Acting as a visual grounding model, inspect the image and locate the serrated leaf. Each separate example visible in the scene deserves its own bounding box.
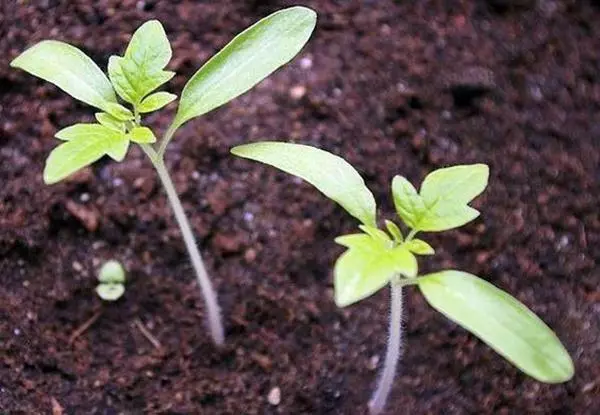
[416,164,489,232]
[418,270,574,383]
[98,260,126,284]
[392,175,426,229]
[108,20,174,104]
[405,238,435,255]
[334,235,417,307]
[385,220,403,242]
[44,124,128,183]
[138,91,176,113]
[232,142,377,226]
[173,6,316,130]
[95,112,125,131]
[10,40,117,111]
[96,284,125,301]
[128,126,156,143]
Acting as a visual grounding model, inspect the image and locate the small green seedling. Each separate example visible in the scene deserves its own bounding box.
[231,142,574,414]
[96,259,126,301]
[11,7,317,345]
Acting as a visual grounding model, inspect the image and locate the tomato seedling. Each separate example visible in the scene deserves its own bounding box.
[11,8,317,345]
[232,142,574,414]
[96,259,126,301]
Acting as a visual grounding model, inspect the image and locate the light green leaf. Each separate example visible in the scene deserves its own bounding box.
[95,112,125,132]
[405,238,435,255]
[125,20,171,70]
[421,164,489,205]
[418,270,574,383]
[138,91,177,113]
[98,260,126,284]
[10,40,117,111]
[334,234,417,307]
[232,142,377,226]
[105,102,135,121]
[96,284,125,301]
[128,126,156,143]
[44,124,128,183]
[416,164,489,232]
[392,175,426,229]
[173,6,316,130]
[359,225,392,244]
[108,20,174,104]
[385,220,403,242]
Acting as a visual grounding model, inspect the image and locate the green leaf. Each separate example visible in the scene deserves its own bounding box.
[105,102,135,121]
[128,126,156,143]
[44,124,128,183]
[385,220,403,242]
[359,225,392,244]
[405,239,435,255]
[95,112,125,132]
[173,6,316,129]
[10,40,117,111]
[98,260,126,284]
[138,91,177,113]
[392,175,426,229]
[96,283,125,301]
[418,270,574,383]
[334,234,417,307]
[417,164,489,232]
[108,20,174,104]
[232,142,377,226]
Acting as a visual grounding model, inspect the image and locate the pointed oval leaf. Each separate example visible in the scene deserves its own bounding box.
[385,220,403,242]
[44,124,127,183]
[10,40,117,111]
[418,270,574,383]
[125,20,171,70]
[417,204,481,232]
[128,126,156,144]
[105,102,135,121]
[173,6,316,129]
[335,240,417,307]
[420,164,489,205]
[405,239,435,255]
[96,284,125,301]
[138,91,177,113]
[232,142,377,226]
[392,175,426,229]
[95,112,125,132]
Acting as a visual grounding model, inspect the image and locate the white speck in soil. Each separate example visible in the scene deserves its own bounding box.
[268,387,281,406]
[80,192,90,202]
[14,328,21,336]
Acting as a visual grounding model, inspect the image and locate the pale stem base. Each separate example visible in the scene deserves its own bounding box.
[151,156,224,345]
[368,281,404,414]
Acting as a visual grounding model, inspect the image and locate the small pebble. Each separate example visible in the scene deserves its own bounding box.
[267,387,281,406]
[290,85,306,100]
[368,355,380,370]
[14,328,21,336]
[80,193,90,202]
[300,56,313,69]
[72,261,83,272]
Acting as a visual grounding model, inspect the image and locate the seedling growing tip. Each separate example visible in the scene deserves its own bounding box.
[232,142,574,414]
[12,7,317,345]
[96,260,126,301]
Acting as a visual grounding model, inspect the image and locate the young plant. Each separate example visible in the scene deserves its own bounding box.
[96,259,126,301]
[11,7,317,345]
[231,142,574,414]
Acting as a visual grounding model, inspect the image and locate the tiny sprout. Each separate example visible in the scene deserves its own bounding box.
[96,260,126,301]
[11,7,317,345]
[232,142,574,414]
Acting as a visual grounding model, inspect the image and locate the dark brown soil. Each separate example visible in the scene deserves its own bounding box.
[1,1,599,414]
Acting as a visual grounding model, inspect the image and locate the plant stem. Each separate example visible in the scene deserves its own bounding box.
[157,122,177,158]
[405,228,418,243]
[143,146,224,345]
[368,280,404,415]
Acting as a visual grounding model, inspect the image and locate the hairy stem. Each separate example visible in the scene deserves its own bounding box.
[142,145,224,345]
[369,280,404,414]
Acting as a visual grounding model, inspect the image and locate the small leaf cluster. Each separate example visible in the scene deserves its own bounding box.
[232,142,574,384]
[10,7,317,184]
[96,260,126,301]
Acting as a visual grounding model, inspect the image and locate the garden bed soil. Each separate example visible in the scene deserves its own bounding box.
[1,0,599,413]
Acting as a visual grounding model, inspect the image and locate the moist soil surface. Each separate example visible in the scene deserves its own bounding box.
[1,1,599,414]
